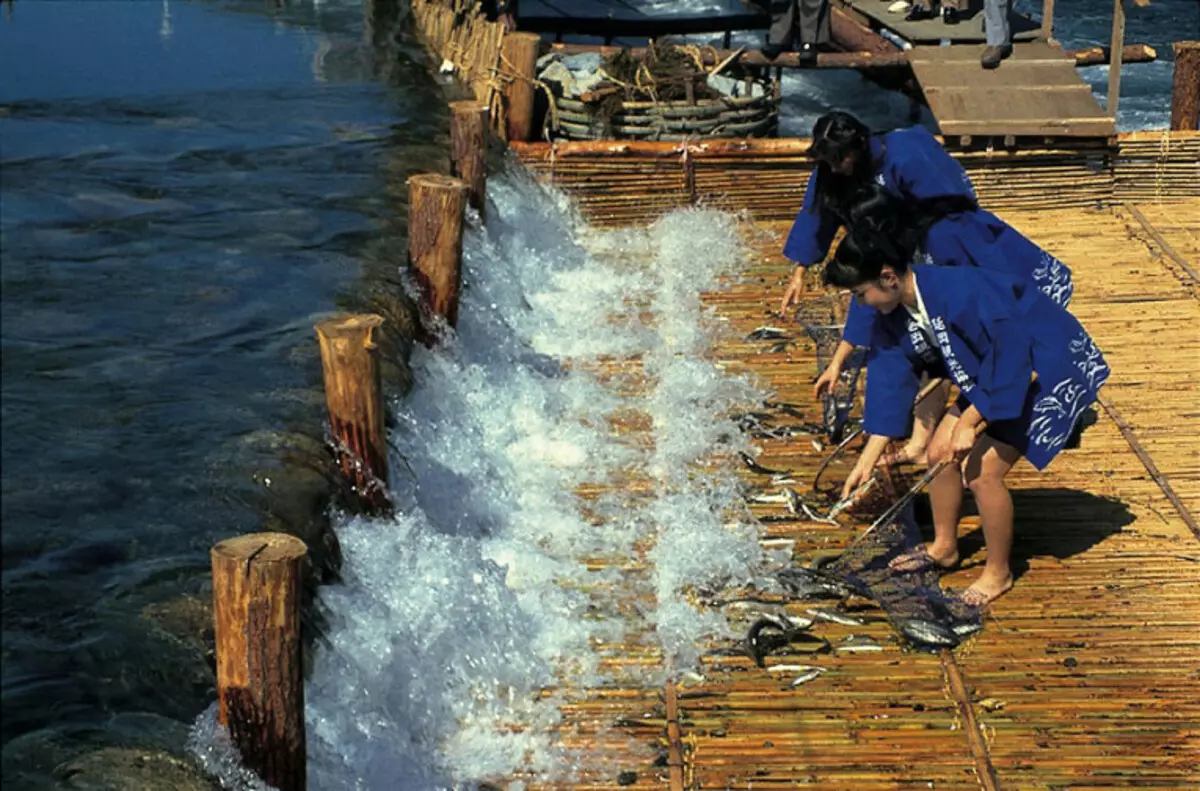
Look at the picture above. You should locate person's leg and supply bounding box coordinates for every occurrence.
[941,0,966,24]
[764,0,797,59]
[981,0,1013,68]
[797,0,831,47]
[960,435,1021,605]
[889,408,962,571]
[907,0,937,22]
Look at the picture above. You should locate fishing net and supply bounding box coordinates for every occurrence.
[784,443,983,650]
[792,295,866,443]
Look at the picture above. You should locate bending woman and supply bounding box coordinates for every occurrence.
[827,231,1109,608]
[820,185,1076,463]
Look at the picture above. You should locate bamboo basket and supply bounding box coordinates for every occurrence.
[551,93,779,142]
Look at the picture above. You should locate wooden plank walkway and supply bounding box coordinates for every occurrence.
[843,0,1039,44]
[910,42,1115,138]
[526,200,1200,790]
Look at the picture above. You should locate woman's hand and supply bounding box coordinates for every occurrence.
[949,423,978,463]
[926,430,954,467]
[813,361,842,400]
[841,458,876,502]
[780,266,807,314]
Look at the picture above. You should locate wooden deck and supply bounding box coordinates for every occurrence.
[522,199,1200,790]
[910,42,1115,139]
[843,0,1039,44]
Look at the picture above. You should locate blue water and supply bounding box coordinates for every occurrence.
[0,0,1187,788]
[1,0,442,785]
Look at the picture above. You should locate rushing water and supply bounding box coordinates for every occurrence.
[0,0,1186,789]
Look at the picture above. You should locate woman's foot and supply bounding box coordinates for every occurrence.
[960,572,1014,609]
[906,1,936,21]
[888,543,959,573]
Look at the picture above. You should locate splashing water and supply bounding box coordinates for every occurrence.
[189,170,772,789]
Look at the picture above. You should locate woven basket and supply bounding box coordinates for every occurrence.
[551,92,779,142]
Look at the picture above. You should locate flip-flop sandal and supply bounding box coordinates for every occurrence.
[959,582,1012,610]
[888,547,938,573]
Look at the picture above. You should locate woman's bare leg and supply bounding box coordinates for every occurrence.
[889,408,962,571]
[960,436,1021,606]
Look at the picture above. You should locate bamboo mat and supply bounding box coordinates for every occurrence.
[518,204,1200,790]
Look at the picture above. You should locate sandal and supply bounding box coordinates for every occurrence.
[888,546,958,573]
[959,578,1014,610]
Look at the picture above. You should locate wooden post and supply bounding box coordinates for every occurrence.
[1107,0,1126,119]
[314,314,390,514]
[211,533,308,791]
[500,31,540,142]
[1041,0,1055,41]
[408,173,469,330]
[449,101,489,219]
[1171,42,1200,131]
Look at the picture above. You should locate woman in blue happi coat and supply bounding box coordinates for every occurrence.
[827,231,1109,608]
[780,111,1074,460]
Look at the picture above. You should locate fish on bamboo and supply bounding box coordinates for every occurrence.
[790,668,825,686]
[899,618,960,648]
[744,617,831,667]
[778,568,855,600]
[746,326,787,341]
[951,619,984,638]
[805,607,866,626]
[765,663,823,673]
[739,452,787,476]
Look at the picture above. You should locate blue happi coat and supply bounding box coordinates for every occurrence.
[782,125,1074,348]
[862,265,1109,470]
[785,126,977,266]
[840,210,1076,347]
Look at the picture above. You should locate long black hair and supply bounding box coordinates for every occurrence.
[824,228,909,290]
[807,111,875,223]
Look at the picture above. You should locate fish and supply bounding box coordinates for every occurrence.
[805,608,866,627]
[678,671,706,686]
[810,439,825,452]
[790,669,825,686]
[778,568,855,600]
[951,620,985,638]
[747,492,792,505]
[765,663,823,673]
[739,452,787,476]
[784,488,802,515]
[783,615,815,630]
[767,341,793,354]
[744,617,831,666]
[899,618,961,648]
[835,643,884,653]
[746,326,787,341]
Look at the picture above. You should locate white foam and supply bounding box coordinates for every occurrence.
[193,169,770,790]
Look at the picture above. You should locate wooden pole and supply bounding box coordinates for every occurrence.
[449,101,489,218]
[1041,0,1055,41]
[211,532,308,791]
[500,31,540,142]
[314,314,390,514]
[408,173,469,332]
[1107,0,1126,120]
[1170,41,1200,132]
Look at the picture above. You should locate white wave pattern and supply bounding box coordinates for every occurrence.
[190,171,768,790]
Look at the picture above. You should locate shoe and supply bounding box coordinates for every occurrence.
[980,44,1012,69]
[797,42,817,64]
[906,1,936,21]
[941,6,960,24]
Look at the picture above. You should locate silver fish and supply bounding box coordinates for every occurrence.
[746,326,787,341]
[784,615,815,630]
[790,669,825,686]
[835,643,884,653]
[806,608,866,627]
[951,620,984,638]
[765,663,823,673]
[900,618,960,648]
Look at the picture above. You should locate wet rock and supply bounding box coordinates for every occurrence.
[54,747,216,791]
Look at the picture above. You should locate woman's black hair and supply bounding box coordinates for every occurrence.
[807,111,875,223]
[823,229,908,290]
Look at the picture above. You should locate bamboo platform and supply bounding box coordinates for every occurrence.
[518,199,1200,790]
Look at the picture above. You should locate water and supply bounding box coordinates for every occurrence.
[1,0,1185,789]
[1,0,445,785]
